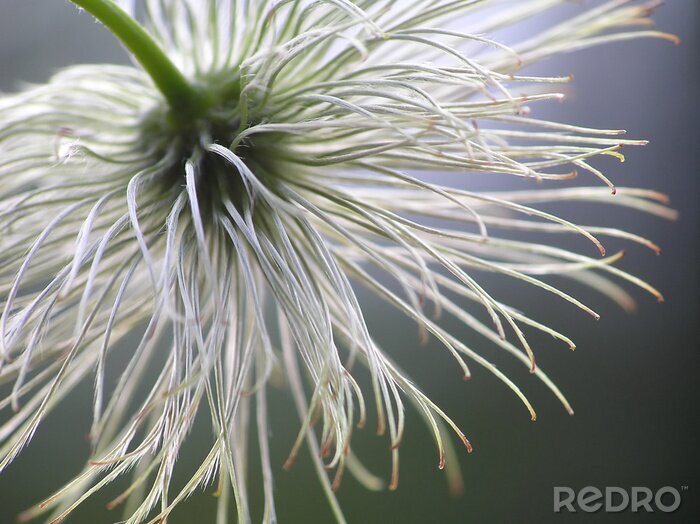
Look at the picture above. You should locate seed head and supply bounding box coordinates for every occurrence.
[0,1,677,522]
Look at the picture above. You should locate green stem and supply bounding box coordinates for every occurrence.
[70,0,205,123]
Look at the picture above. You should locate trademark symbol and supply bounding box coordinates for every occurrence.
[681,486,689,491]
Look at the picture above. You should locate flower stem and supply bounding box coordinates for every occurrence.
[70,0,205,123]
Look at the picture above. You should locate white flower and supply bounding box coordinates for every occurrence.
[0,1,677,522]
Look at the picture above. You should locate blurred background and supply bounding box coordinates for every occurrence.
[0,1,697,522]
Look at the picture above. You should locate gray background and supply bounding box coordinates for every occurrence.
[0,1,698,523]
